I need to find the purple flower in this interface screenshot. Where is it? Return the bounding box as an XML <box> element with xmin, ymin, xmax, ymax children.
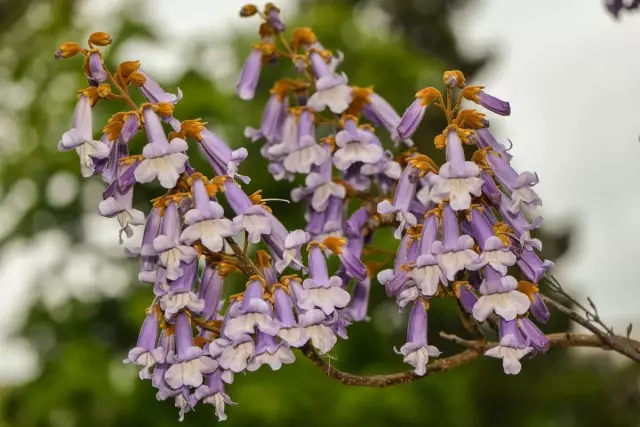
<box><xmin>237</xmin><ymin>45</ymin><xmax>265</xmax><ymax>100</ymax></box>
<box><xmin>124</xmin><ymin>311</ymin><xmax>166</xmax><ymax>379</ymax></box>
<box><xmin>212</xmin><ymin>334</ymin><xmax>255</xmax><ymax>374</ymax></box>
<box><xmin>529</xmin><ymin>292</ymin><xmax>550</xmax><ymax>324</ymax></box>
<box><xmin>484</xmin><ymin>319</ymin><xmax>532</xmax><ymax>374</ymax></box>
<box><xmin>487</xmin><ymin>153</ymin><xmax>542</xmax><ymax>214</ymax></box>
<box><xmin>283</xmin><ymin>108</ymin><xmax>328</xmax><ymax>174</ymax></box>
<box><xmin>324</xmin><ymin>236</ymin><xmax>368</xmax><ymax>282</ymax></box>
<box><xmin>180</xmin><ymin>176</ymin><xmax>236</xmax><ymax>252</ymax></box>
<box><xmin>472</xmin><ymin>267</ymin><xmax>530</xmax><ymax>322</ymax></box>
<box><xmin>463</xmin><ymin>86</ymin><xmax>511</xmax><ymax>116</ymax></box>
<box><xmin>275</xmin><ymin>230</ymin><xmax>310</xmax><ymax>273</ymax></box>
<box><xmin>517</xmin><ymin>249</ymin><xmax>555</xmax><ymax>283</ymax></box>
<box><xmin>453</xmin><ymin>281</ymin><xmax>478</xmax><ymax>314</ymax></box>
<box><xmin>342</xmin><ymin>277</ymin><xmax>371</xmax><ymax>322</ymax></box>
<box><xmin>377</xmin><ymin>163</ymin><xmax>418</xmax><ymax>239</ymax></box>
<box><xmin>134</xmin><ymin>107</ymin><xmax>188</xmax><ymax>189</ymax></box>
<box><xmin>333</xmin><ymin>117</ymin><xmax>383</xmax><ymax>170</ymax></box>
<box><xmin>395</xmin><ymin>300</ymin><xmax>440</xmax><ymax>376</ymax></box>
<box><xmin>397</xmin><ymin>87</ymin><xmax>440</xmax><ymax>140</ymax></box>
<box><xmin>306</xmin><ymin>51</ymin><xmax>352</xmax><ymax>114</ymax></box>
<box><xmin>99</xmin><ymin>183</ymin><xmax>146</xmax><ymax>243</ymax></box>
<box><xmin>224</xmin><ymin>280</ymin><xmax>280</xmax><ymax>340</ymax></box>
<box><xmin>245</xmin><ymin>90</ymin><xmax>288</xmax><ymax>143</ymax></box>
<box><xmin>198</xmin><ymin>129</ymin><xmax>249</xmax><ymax>183</ymax></box>
<box><xmin>195</xmin><ymin>370</ymin><xmax>236</xmax><ymax>421</ymax></box>
<box><xmin>517</xmin><ymin>316</ymin><xmax>549</xmax><ymax>353</ymax></box>
<box><xmin>273</xmin><ymin>286</ymin><xmax>310</xmax><ymax>347</ymax></box>
<box><xmin>87</xmin><ymin>50</ymin><xmax>108</xmax><ymax>83</ymax></box>
<box><xmin>432</xmin><ymin>203</ymin><xmax>479</xmax><ymax>281</ymax></box>
<box><xmin>467</xmin><ymin>206</ymin><xmax>516</xmax><ymax>274</ymax></box>
<box><xmin>297</xmin><ymin>308</ymin><xmax>337</xmax><ymax>354</ymax></box>
<box><xmin>58</xmin><ymin>94</ymin><xmax>110</xmax><ymax>177</ymax></box>
<box><xmin>474</xmin><ymin>128</ymin><xmax>512</xmax><ymax>161</ymax></box>
<box><xmin>159</xmin><ymin>260</ymin><xmax>205</xmax><ymax>318</ymax></box>
<box><xmin>298</xmin><ymin>242</ymin><xmax>350</xmax><ymax>315</ymax></box>
<box><xmin>247</xmin><ymin>331</ymin><xmax>295</xmax><ymax>371</ymax></box>
<box><xmin>165</xmin><ymin>312</ymin><xmax>218</xmax><ymax>389</ymax></box>
<box><xmin>102</xmin><ymin>114</ymin><xmax>138</xmax><ymax>185</ymax></box>
<box><xmin>224</xmin><ymin>180</ymin><xmax>272</xmax><ymax>243</ymax></box>
<box><xmin>411</xmin><ymin>213</ymin><xmax>446</xmax><ymax>297</ymax></box>
<box><xmin>291</xmin><ymin>146</ymin><xmax>345</xmax><ymax>212</ymax></box>
<box><xmin>430</xmin><ymin>127</ymin><xmax>483</xmax><ymax>211</ymax></box>
<box><xmin>153</xmin><ymin>202</ymin><xmax>197</xmax><ymax>281</ymax></box>
<box><xmin>199</xmin><ymin>264</ymin><xmax>225</xmax><ymax>321</ymax></box>
<box><xmin>138</xmin><ymin>69</ymin><xmax>182</xmax><ymax>104</ymax></box>
<box><xmin>265</xmin><ymin>3</ymin><xmax>286</xmax><ymax>32</ymax></box>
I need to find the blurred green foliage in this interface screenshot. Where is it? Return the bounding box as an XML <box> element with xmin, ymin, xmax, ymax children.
<box><xmin>0</xmin><ymin>0</ymin><xmax>639</xmax><ymax>426</ymax></box>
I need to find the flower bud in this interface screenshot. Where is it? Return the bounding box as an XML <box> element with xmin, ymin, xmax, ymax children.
<box><xmin>155</xmin><ymin>102</ymin><xmax>174</xmax><ymax>117</ymax></box>
<box><xmin>55</xmin><ymin>42</ymin><xmax>83</xmax><ymax>59</ymax></box>
<box><xmin>443</xmin><ymin>70</ymin><xmax>465</xmax><ymax>88</ymax></box>
<box><xmin>129</xmin><ymin>71</ymin><xmax>147</xmax><ymax>87</ymax></box>
<box><xmin>240</xmin><ymin>4</ymin><xmax>258</xmax><ymax>17</ymax></box>
<box><xmin>89</xmin><ymin>32</ymin><xmax>112</xmax><ymax>46</ymax></box>
<box><xmin>118</xmin><ymin>60</ymin><xmax>141</xmax><ymax>79</ymax></box>
<box><xmin>97</xmin><ymin>83</ymin><xmax>112</xmax><ymax>98</ymax></box>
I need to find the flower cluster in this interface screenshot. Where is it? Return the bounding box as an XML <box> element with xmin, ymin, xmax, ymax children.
<box><xmin>54</xmin><ymin>3</ymin><xmax>553</xmax><ymax>422</ymax></box>
<box><xmin>377</xmin><ymin>71</ymin><xmax>554</xmax><ymax>375</ymax></box>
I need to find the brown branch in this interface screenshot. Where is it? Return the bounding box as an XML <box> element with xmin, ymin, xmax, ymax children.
<box><xmin>300</xmin><ymin>331</ymin><xmax>640</xmax><ymax>388</ymax></box>
<box><xmin>225</xmin><ymin>237</ymin><xmax>263</xmax><ymax>278</ymax></box>
<box><xmin>541</xmin><ymin>294</ymin><xmax>640</xmax><ymax>363</ymax></box>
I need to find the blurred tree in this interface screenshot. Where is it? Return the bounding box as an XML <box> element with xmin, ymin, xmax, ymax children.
<box><xmin>0</xmin><ymin>1</ymin><xmax>639</xmax><ymax>426</ymax></box>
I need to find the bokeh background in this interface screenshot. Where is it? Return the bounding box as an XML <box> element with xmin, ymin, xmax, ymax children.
<box><xmin>1</xmin><ymin>0</ymin><xmax>640</xmax><ymax>425</ymax></box>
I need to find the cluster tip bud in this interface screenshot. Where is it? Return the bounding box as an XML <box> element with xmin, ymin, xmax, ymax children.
<box><xmin>240</xmin><ymin>4</ymin><xmax>259</xmax><ymax>17</ymax></box>
<box><xmin>89</xmin><ymin>32</ymin><xmax>113</xmax><ymax>46</ymax></box>
<box><xmin>55</xmin><ymin>42</ymin><xmax>83</xmax><ymax>60</ymax></box>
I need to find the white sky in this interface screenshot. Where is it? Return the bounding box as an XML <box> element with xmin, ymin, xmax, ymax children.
<box><xmin>1</xmin><ymin>0</ymin><xmax>640</xmax><ymax>383</ymax></box>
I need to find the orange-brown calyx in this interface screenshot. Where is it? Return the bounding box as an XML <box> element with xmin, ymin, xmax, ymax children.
<box><xmin>290</xmin><ymin>27</ymin><xmax>316</xmax><ymax>50</ymax></box>
<box><xmin>425</xmin><ymin>205</ymin><xmax>443</xmax><ymax>221</ymax></box>
<box><xmin>256</xmin><ymin>250</ymin><xmax>272</xmax><ymax>270</ymax></box>
<box><xmin>217</xmin><ymin>262</ymin><xmax>238</xmax><ymax>277</ymax></box>
<box><xmin>345</xmin><ymin>86</ymin><xmax>373</xmax><ymax>116</ymax></box>
<box><xmin>323</xmin><ymin>236</ymin><xmax>347</xmax><ymax>255</ymax></box>
<box><xmin>240</xmin><ymin>4</ymin><xmax>259</xmax><ymax>17</ymax></box>
<box><xmin>117</xmin><ymin>60</ymin><xmax>141</xmax><ymax>80</ymax></box>
<box><xmin>339</xmin><ymin>114</ymin><xmax>359</xmax><ymax>128</ymax></box>
<box><xmin>248</xmin><ymin>275</ymin><xmax>267</xmax><ymax>288</ymax></box>
<box><xmin>320</xmin><ymin>135</ymin><xmax>337</xmax><ymax>151</ymax></box>
<box><xmin>443</xmin><ymin>70</ymin><xmax>466</xmax><ymax>88</ymax></box>
<box><xmin>253</xmin><ymin>40</ymin><xmax>276</xmax><ymax>55</ymax></box>
<box><xmin>89</xmin><ymin>32</ymin><xmax>112</xmax><ymax>46</ymax></box>
<box><xmin>418</xmin><ymin>297</ymin><xmax>431</xmax><ymax>310</ymax></box>
<box><xmin>271</xmin><ymin>78</ymin><xmax>307</xmax><ymax>100</ymax></box>
<box><xmin>77</xmin><ymin>86</ymin><xmax>100</xmax><ymax>106</ymax></box>
<box><xmin>155</xmin><ymin>102</ymin><xmax>174</xmax><ymax>117</ymax></box>
<box><xmin>416</xmin><ymin>87</ymin><xmax>441</xmax><ymax>106</ymax></box>
<box><xmin>96</xmin><ymin>83</ymin><xmax>112</xmax><ymax>98</ymax></box>
<box><xmin>306</xmin><ymin>241</ymin><xmax>326</xmax><ymax>252</ymax></box>
<box><xmin>55</xmin><ymin>42</ymin><xmax>85</xmax><ymax>59</ymax></box>
<box><xmin>406</xmin><ymin>224</ymin><xmax>424</xmax><ymax>242</ymax></box>
<box><xmin>206</xmin><ymin>176</ymin><xmax>227</xmax><ymax>198</ymax></box>
<box><xmin>471</xmin><ymin>147</ymin><xmax>494</xmax><ymax>172</ymax></box>
<box><xmin>265</xmin><ymin>3</ymin><xmax>280</xmax><ymax>14</ymax></box>
<box><xmin>461</xmin><ymin>85</ymin><xmax>484</xmax><ymax>103</ymax></box>
<box><xmin>129</xmin><ymin>71</ymin><xmax>146</xmax><ymax>87</ymax></box>
<box><xmin>452</xmin><ymin>280</ymin><xmax>471</xmax><ymax>296</ymax></box>
<box><xmin>181</xmin><ymin>119</ymin><xmax>208</xmax><ymax>142</ymax></box>
<box><xmin>518</xmin><ymin>281</ymin><xmax>539</xmax><ymax>301</ymax></box>
<box><xmin>408</xmin><ymin>154</ymin><xmax>439</xmax><ymax>176</ymax></box>
<box><xmin>455</xmin><ymin>109</ymin><xmax>486</xmax><ymax>129</ymax></box>
<box><xmin>259</xmin><ymin>22</ymin><xmax>275</xmax><ymax>39</ymax></box>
